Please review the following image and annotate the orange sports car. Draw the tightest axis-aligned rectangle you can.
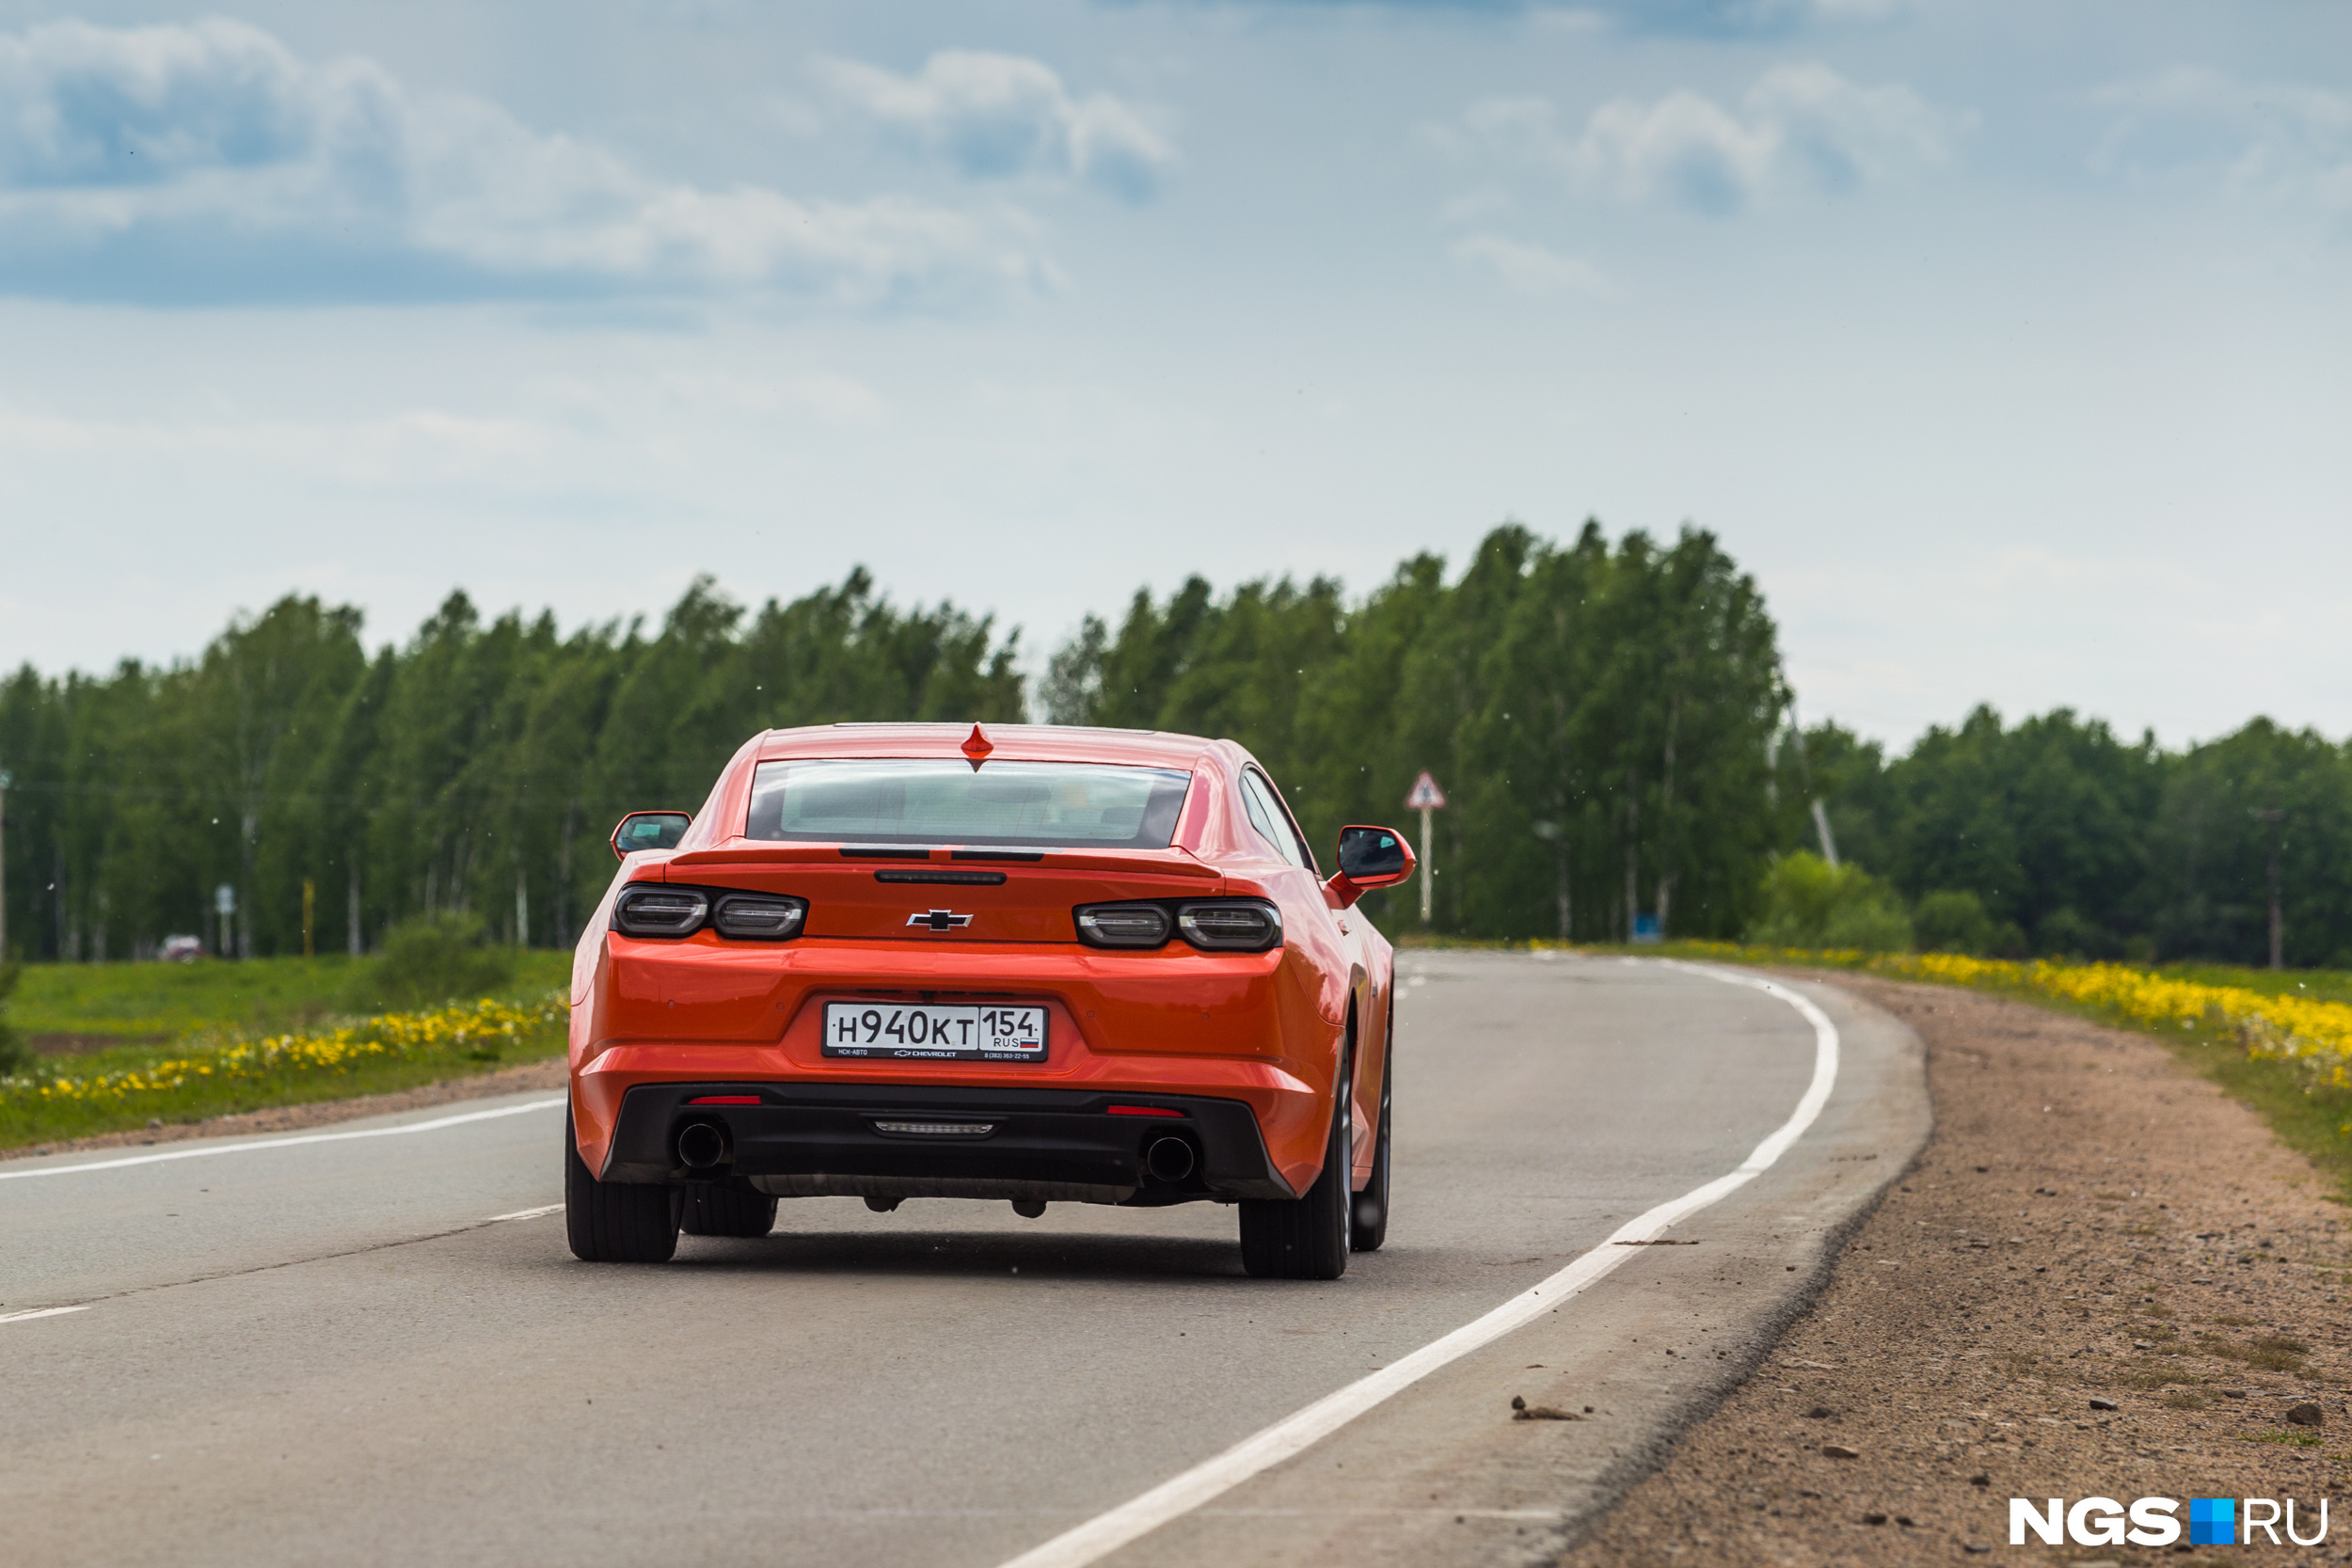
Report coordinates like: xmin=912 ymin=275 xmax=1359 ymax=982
xmin=563 ymin=721 xmax=1414 ymax=1278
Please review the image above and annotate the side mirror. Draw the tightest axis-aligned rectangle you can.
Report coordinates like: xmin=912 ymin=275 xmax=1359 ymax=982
xmin=612 ymin=811 xmax=691 ymax=861
xmin=1325 ymin=824 xmax=1416 ymax=909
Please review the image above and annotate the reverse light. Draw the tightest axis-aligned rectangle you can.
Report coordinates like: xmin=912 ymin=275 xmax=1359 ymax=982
xmin=871 ymin=1120 xmax=997 ymax=1137
xmin=712 ymin=892 xmax=808 ymax=940
xmin=1177 ymin=899 xmax=1283 ymax=953
xmin=1074 ymin=902 xmax=1174 ymax=948
xmin=612 ymin=886 xmax=708 ymax=937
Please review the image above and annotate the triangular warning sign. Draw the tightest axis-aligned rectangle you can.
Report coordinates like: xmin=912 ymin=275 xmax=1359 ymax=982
xmin=1404 ymin=771 xmax=1447 ymax=811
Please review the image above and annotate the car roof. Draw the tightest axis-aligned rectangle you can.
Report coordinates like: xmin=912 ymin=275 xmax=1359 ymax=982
xmin=753 ymin=722 xmax=1235 ymax=772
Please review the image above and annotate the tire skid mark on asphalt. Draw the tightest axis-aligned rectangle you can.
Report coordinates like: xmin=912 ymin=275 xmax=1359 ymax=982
xmin=0 ymin=1097 xmax=565 ymax=1182
xmin=996 ymin=961 xmax=1840 ymax=1568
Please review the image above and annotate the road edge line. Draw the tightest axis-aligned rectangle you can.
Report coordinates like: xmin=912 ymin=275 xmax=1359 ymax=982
xmin=0 ymin=1097 xmax=565 ymax=1182
xmin=994 ymin=961 xmax=1838 ymax=1568
xmin=0 ymin=1305 xmax=93 ymax=1325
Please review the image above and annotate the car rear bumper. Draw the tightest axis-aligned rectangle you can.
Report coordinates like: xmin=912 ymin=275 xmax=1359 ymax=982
xmin=598 ymin=1080 xmax=1297 ymax=1204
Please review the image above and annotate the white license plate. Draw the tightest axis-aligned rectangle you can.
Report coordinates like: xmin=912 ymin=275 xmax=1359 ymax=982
xmin=821 ymin=1001 xmax=1048 ymax=1062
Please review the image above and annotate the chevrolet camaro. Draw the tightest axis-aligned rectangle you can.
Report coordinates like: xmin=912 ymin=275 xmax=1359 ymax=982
xmin=564 ymin=721 xmax=1414 ymax=1279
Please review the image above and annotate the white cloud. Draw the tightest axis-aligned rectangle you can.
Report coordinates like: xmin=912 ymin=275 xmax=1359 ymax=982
xmin=0 ymin=19 xmax=1044 ymax=304
xmin=1453 ymin=63 xmax=1963 ymax=214
xmin=2090 ymin=68 xmax=2352 ymax=214
xmin=1576 ymin=0 xmax=1913 ymax=36
xmin=645 ymin=369 xmax=890 ymax=424
xmin=1450 ymin=233 xmax=1608 ymax=296
xmin=823 ymin=50 xmax=1176 ymax=203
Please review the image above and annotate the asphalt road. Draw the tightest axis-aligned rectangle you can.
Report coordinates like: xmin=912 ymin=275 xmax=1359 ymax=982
xmin=0 ymin=954 xmax=1928 ymax=1568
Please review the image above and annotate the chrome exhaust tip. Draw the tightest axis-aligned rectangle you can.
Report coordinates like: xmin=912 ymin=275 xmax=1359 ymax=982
xmin=1144 ymin=1135 xmax=1197 ymax=1184
xmin=675 ymin=1120 xmax=728 ymax=1171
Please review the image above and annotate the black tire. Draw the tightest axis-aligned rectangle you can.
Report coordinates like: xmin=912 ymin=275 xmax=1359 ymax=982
xmin=1239 ymin=1044 xmax=1352 ymax=1279
xmin=681 ymin=1181 xmax=778 ymax=1238
xmin=564 ymin=1109 xmax=679 ymax=1263
xmin=1351 ymin=1032 xmax=1391 ymax=1253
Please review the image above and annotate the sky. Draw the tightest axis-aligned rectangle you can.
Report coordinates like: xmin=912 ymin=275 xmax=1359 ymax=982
xmin=0 ymin=0 xmax=2345 ymax=751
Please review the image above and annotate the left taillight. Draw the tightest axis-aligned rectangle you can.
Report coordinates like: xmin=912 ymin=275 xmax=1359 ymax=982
xmin=612 ymin=884 xmax=807 ymax=940
xmin=613 ymin=886 xmax=708 ymax=937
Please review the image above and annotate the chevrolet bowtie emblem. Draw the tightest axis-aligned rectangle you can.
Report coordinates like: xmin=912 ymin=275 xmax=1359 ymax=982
xmin=907 ymin=910 xmax=975 ymax=932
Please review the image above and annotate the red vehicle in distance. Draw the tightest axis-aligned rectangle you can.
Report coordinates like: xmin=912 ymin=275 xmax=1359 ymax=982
xmin=564 ymin=721 xmax=1414 ymax=1278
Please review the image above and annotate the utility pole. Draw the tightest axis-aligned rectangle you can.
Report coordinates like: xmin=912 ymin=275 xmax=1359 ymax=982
xmin=1782 ymin=708 xmax=1839 ymax=867
xmin=2250 ymin=801 xmax=2285 ymax=970
xmin=1533 ymin=820 xmax=1570 ymax=940
xmin=1406 ymin=771 xmax=1447 ymax=926
xmin=0 ymin=766 xmax=11 ymax=958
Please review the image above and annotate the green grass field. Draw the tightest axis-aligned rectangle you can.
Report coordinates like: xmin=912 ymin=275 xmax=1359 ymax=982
xmin=0 ymin=952 xmax=575 ymax=1151
xmin=8 ymin=952 xmax=572 ymax=1044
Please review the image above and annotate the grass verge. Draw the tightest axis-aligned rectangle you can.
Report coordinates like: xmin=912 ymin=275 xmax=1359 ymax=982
xmin=0 ymin=994 xmax=567 ymax=1150
xmin=8 ymin=951 xmax=572 ymax=1045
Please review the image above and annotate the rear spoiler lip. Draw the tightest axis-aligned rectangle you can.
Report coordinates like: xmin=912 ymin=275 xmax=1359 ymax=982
xmin=660 ymin=843 xmax=1225 ymax=880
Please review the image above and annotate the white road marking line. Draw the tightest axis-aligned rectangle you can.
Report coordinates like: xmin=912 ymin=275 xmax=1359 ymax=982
xmin=485 ymin=1204 xmax=563 ymax=1223
xmin=0 ymin=1097 xmax=565 ymax=1182
xmin=1195 ymin=1508 xmax=1564 ymax=1520
xmin=0 ymin=1305 xmax=92 ymax=1325
xmin=996 ymin=962 xmax=1838 ymax=1568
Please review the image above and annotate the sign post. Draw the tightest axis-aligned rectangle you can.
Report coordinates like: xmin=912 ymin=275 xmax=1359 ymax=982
xmin=0 ymin=767 xmax=12 ymax=958
xmin=1404 ymin=771 xmax=1447 ymax=926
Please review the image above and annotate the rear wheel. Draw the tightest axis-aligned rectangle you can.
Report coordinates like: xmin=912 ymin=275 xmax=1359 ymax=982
xmin=1350 ymin=1035 xmax=1391 ymax=1253
xmin=681 ymin=1181 xmax=778 ymax=1238
xmin=1239 ymin=1046 xmax=1352 ymax=1279
xmin=564 ymin=1109 xmax=679 ymax=1262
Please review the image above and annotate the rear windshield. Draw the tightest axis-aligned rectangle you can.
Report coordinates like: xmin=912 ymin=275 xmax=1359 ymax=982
xmin=745 ymin=759 xmax=1192 ymax=849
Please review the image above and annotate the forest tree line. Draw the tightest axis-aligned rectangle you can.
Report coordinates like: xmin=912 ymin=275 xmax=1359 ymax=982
xmin=0 ymin=522 xmax=2343 ymax=966
xmin=0 ymin=570 xmax=1023 ymax=961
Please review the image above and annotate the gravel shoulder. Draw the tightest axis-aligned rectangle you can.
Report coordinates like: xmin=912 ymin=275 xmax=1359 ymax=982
xmin=0 ymin=1056 xmax=564 ymax=1162
xmin=1556 ymin=973 xmax=2352 ymax=1565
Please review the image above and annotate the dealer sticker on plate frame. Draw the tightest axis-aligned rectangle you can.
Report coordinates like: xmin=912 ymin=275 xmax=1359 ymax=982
xmin=821 ymin=1001 xmax=1048 ymax=1062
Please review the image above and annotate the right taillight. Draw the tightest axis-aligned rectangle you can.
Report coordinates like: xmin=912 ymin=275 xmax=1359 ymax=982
xmin=1176 ymin=899 xmax=1283 ymax=952
xmin=1075 ymin=902 xmax=1173 ymax=948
